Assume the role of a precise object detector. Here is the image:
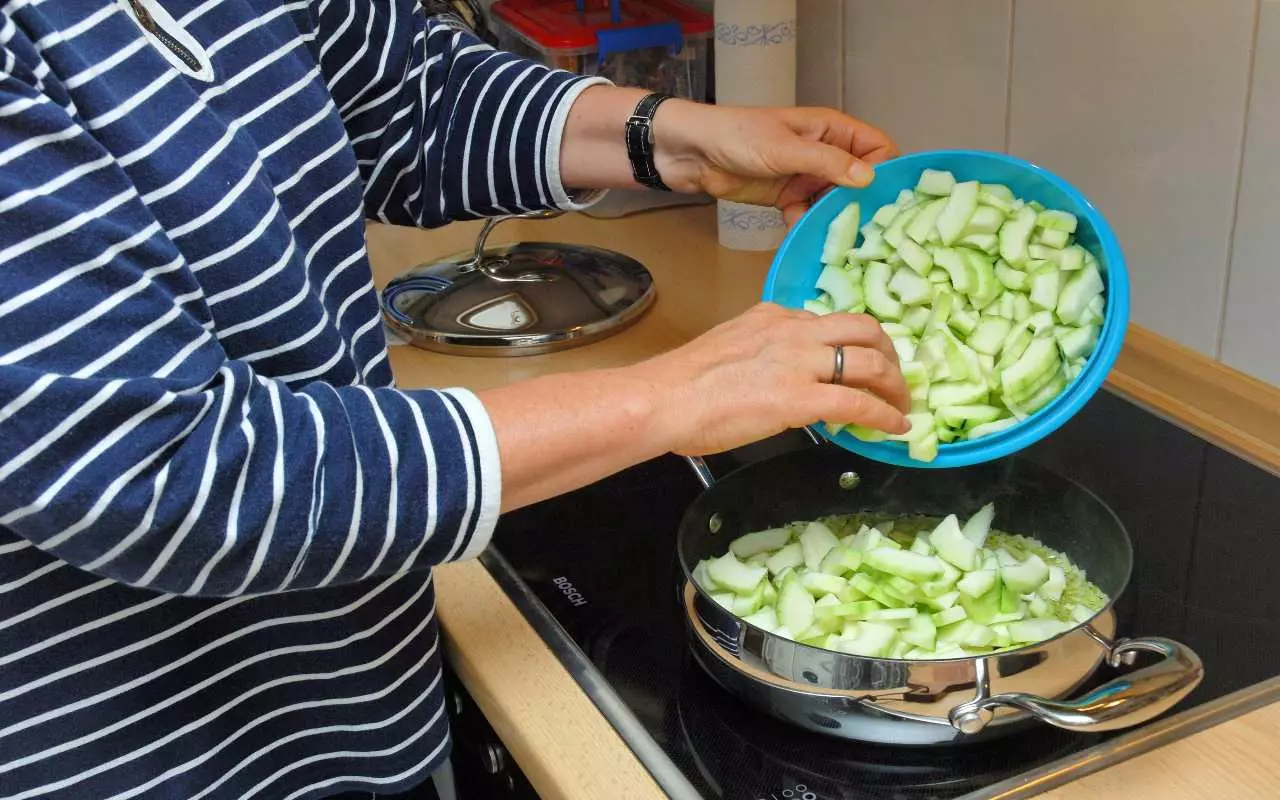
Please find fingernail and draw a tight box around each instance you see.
[847,161,874,186]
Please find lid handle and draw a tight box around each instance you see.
[460,210,563,284]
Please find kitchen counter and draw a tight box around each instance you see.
[367,205,1280,800]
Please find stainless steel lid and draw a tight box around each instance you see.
[380,211,656,357]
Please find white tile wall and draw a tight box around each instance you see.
[796,0,843,108]
[842,0,1012,153]
[1222,1,1280,385]
[480,0,1280,386]
[1006,0,1256,357]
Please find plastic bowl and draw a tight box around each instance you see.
[763,150,1130,468]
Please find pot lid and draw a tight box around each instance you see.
[380,213,656,357]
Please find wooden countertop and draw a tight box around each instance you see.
[367,205,1280,800]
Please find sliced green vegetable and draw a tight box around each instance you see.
[707,551,767,594]
[742,606,779,632]
[907,197,949,245]
[961,503,996,546]
[730,528,792,559]
[936,181,980,245]
[968,317,1013,356]
[837,621,899,657]
[889,266,934,305]
[765,542,804,576]
[822,202,860,265]
[863,549,945,582]
[930,514,980,571]
[931,605,968,627]
[917,168,957,196]
[802,572,848,597]
[1002,554,1051,594]
[778,572,816,636]
[979,184,1015,213]
[999,206,1038,265]
[957,569,998,598]
[1029,263,1062,311]
[800,522,840,571]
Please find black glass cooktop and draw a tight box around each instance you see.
[484,390,1280,799]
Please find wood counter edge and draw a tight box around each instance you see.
[433,323,1280,800]
[433,560,668,800]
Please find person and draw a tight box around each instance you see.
[0,0,910,798]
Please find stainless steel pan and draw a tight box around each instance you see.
[677,446,1203,746]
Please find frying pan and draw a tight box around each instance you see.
[676,444,1203,745]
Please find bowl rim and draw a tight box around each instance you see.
[762,149,1131,469]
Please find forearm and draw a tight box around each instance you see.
[478,366,676,513]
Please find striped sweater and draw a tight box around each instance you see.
[0,0,601,797]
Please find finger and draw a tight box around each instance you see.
[753,301,813,320]
[775,175,836,210]
[784,107,900,167]
[770,139,875,189]
[782,202,808,228]
[848,119,898,165]
[837,346,912,414]
[803,343,910,415]
[808,312,899,365]
[806,383,910,435]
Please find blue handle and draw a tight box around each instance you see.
[595,21,684,62]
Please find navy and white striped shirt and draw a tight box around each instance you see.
[0,0,602,796]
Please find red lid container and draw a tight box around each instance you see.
[491,0,713,51]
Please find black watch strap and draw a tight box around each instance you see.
[625,93,674,192]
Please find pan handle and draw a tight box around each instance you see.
[685,456,716,490]
[683,426,827,490]
[948,635,1203,734]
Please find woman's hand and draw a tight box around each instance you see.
[480,303,910,512]
[638,303,911,456]
[560,88,898,225]
[652,102,899,225]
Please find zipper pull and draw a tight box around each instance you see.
[124,0,210,79]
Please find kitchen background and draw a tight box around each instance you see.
[478,0,1280,387]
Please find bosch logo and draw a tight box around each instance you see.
[552,576,587,607]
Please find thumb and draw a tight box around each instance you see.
[774,140,875,188]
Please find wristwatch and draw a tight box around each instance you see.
[625,93,675,192]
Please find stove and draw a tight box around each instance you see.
[482,390,1280,799]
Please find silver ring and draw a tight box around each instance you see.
[830,345,844,385]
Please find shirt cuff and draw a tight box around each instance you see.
[441,388,503,562]
[545,76,613,212]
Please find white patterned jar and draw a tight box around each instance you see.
[713,0,797,251]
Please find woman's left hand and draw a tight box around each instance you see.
[561,88,898,225]
[653,102,899,226]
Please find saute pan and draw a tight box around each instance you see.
[677,445,1203,746]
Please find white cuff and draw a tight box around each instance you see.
[546,76,613,212]
[442,388,503,562]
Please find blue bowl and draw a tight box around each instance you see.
[763,150,1130,468]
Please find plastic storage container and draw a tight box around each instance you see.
[490,0,715,218]
[491,0,712,101]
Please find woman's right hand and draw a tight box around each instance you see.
[637,302,911,457]
[481,302,910,513]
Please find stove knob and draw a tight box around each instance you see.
[481,742,507,775]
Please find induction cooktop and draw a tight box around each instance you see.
[483,390,1280,799]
